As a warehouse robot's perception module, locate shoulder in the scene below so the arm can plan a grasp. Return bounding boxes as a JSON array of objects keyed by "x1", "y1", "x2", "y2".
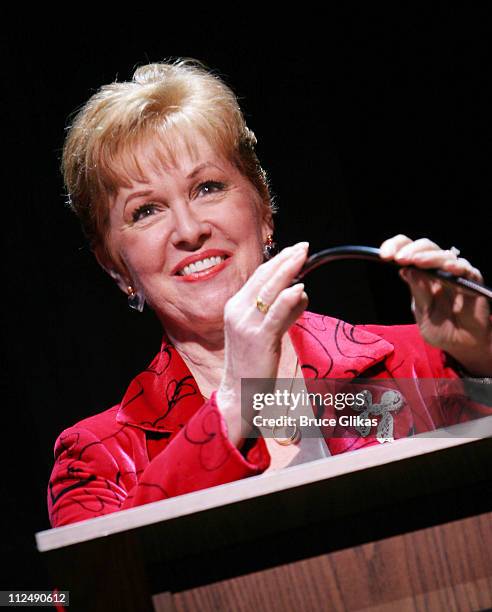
[
  {"x1": 52, "y1": 403, "x2": 143, "y2": 465},
  {"x1": 48, "y1": 405, "x2": 142, "y2": 527},
  {"x1": 56, "y1": 404, "x2": 121, "y2": 440}
]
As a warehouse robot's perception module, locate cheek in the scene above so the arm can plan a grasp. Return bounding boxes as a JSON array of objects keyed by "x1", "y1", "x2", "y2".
[
  {"x1": 238, "y1": 233, "x2": 264, "y2": 276},
  {"x1": 247, "y1": 211, "x2": 266, "y2": 249},
  {"x1": 231, "y1": 199, "x2": 265, "y2": 243},
  {"x1": 120, "y1": 228, "x2": 170, "y2": 277}
]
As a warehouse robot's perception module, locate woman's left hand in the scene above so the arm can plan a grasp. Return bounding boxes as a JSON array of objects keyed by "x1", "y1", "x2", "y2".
[{"x1": 380, "y1": 235, "x2": 492, "y2": 376}]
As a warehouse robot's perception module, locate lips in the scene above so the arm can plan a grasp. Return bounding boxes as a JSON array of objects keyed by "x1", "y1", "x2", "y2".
[{"x1": 171, "y1": 249, "x2": 232, "y2": 282}]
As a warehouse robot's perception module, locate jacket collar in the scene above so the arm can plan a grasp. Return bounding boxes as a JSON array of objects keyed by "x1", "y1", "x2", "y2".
[{"x1": 116, "y1": 311, "x2": 394, "y2": 433}]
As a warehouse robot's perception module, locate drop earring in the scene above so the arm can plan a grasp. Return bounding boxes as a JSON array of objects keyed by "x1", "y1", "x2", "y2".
[
  {"x1": 263, "y1": 234, "x2": 277, "y2": 260},
  {"x1": 127, "y1": 285, "x2": 145, "y2": 312}
]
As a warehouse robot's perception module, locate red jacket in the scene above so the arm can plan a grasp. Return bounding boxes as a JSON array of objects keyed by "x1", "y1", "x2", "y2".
[{"x1": 47, "y1": 312, "x2": 488, "y2": 527}]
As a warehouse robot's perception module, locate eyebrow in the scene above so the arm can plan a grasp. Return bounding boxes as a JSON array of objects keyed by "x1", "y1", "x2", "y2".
[
  {"x1": 124, "y1": 190, "x2": 153, "y2": 207},
  {"x1": 124, "y1": 162, "x2": 224, "y2": 207},
  {"x1": 186, "y1": 161, "x2": 223, "y2": 179}
]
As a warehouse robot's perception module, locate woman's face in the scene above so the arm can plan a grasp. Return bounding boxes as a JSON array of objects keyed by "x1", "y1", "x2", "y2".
[{"x1": 103, "y1": 134, "x2": 271, "y2": 334}]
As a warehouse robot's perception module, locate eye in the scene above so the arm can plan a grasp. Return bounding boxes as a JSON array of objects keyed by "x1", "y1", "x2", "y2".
[
  {"x1": 132, "y1": 203, "x2": 158, "y2": 223},
  {"x1": 196, "y1": 181, "x2": 225, "y2": 197}
]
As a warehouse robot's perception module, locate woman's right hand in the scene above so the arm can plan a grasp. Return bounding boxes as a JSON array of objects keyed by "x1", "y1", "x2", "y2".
[{"x1": 216, "y1": 242, "x2": 310, "y2": 446}]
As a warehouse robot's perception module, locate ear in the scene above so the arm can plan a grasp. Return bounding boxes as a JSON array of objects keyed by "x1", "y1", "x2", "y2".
[{"x1": 94, "y1": 245, "x2": 131, "y2": 295}]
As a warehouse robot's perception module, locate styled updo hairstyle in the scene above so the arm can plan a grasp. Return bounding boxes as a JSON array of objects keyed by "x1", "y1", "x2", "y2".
[{"x1": 62, "y1": 58, "x2": 276, "y2": 261}]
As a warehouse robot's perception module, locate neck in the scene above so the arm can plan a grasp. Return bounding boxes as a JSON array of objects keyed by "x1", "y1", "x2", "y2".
[
  {"x1": 164, "y1": 325, "x2": 225, "y2": 396},
  {"x1": 164, "y1": 324, "x2": 299, "y2": 398}
]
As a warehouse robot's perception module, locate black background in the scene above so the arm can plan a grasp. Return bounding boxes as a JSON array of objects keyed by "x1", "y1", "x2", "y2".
[{"x1": 2, "y1": 9, "x2": 491, "y2": 592}]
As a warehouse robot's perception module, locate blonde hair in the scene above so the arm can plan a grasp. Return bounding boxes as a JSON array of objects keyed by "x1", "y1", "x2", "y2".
[{"x1": 62, "y1": 58, "x2": 276, "y2": 259}]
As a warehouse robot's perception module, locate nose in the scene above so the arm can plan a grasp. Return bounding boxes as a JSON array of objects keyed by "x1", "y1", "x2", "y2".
[{"x1": 170, "y1": 202, "x2": 211, "y2": 251}]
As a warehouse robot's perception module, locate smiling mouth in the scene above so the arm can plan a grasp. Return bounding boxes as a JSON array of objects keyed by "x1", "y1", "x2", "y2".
[{"x1": 176, "y1": 255, "x2": 229, "y2": 277}]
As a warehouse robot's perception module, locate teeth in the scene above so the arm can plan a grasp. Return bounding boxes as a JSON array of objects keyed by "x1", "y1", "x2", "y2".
[{"x1": 180, "y1": 255, "x2": 226, "y2": 276}]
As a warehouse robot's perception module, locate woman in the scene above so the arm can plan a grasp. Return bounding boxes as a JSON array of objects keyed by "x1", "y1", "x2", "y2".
[{"x1": 48, "y1": 59, "x2": 492, "y2": 528}]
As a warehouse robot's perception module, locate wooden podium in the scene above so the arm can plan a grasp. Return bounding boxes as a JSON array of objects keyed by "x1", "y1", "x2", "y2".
[{"x1": 36, "y1": 418, "x2": 492, "y2": 611}]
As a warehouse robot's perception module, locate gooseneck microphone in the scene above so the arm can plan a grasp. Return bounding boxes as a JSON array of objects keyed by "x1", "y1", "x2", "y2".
[{"x1": 292, "y1": 245, "x2": 492, "y2": 301}]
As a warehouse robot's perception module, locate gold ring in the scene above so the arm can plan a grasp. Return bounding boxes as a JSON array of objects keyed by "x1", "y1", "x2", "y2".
[{"x1": 256, "y1": 295, "x2": 270, "y2": 314}]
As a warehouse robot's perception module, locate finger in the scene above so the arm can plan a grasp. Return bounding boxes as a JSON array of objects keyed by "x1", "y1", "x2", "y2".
[
  {"x1": 262, "y1": 283, "x2": 308, "y2": 337},
  {"x1": 246, "y1": 242, "x2": 309, "y2": 291},
  {"x1": 282, "y1": 291, "x2": 309, "y2": 334},
  {"x1": 399, "y1": 249, "x2": 460, "y2": 270},
  {"x1": 399, "y1": 268, "x2": 443, "y2": 318},
  {"x1": 247, "y1": 242, "x2": 309, "y2": 306},
  {"x1": 394, "y1": 238, "x2": 441, "y2": 263},
  {"x1": 442, "y1": 257, "x2": 484, "y2": 282},
  {"x1": 379, "y1": 234, "x2": 413, "y2": 259},
  {"x1": 243, "y1": 243, "x2": 296, "y2": 286}
]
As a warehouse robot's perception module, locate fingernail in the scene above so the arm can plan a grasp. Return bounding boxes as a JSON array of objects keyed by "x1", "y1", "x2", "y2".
[
  {"x1": 444, "y1": 259, "x2": 459, "y2": 268},
  {"x1": 294, "y1": 241, "x2": 309, "y2": 251},
  {"x1": 293, "y1": 283, "x2": 305, "y2": 292}
]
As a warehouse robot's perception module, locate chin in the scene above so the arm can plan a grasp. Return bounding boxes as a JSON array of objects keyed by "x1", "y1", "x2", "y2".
[
  {"x1": 190, "y1": 278, "x2": 240, "y2": 305},
  {"x1": 155, "y1": 278, "x2": 242, "y2": 330},
  {"x1": 192, "y1": 307, "x2": 226, "y2": 325},
  {"x1": 161, "y1": 297, "x2": 229, "y2": 327}
]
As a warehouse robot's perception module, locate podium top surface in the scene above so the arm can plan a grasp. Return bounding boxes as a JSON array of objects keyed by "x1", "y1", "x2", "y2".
[{"x1": 36, "y1": 415, "x2": 492, "y2": 553}]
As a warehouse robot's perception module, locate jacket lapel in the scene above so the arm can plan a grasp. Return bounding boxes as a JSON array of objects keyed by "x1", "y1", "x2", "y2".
[
  {"x1": 116, "y1": 340, "x2": 204, "y2": 433},
  {"x1": 290, "y1": 312, "x2": 394, "y2": 379}
]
